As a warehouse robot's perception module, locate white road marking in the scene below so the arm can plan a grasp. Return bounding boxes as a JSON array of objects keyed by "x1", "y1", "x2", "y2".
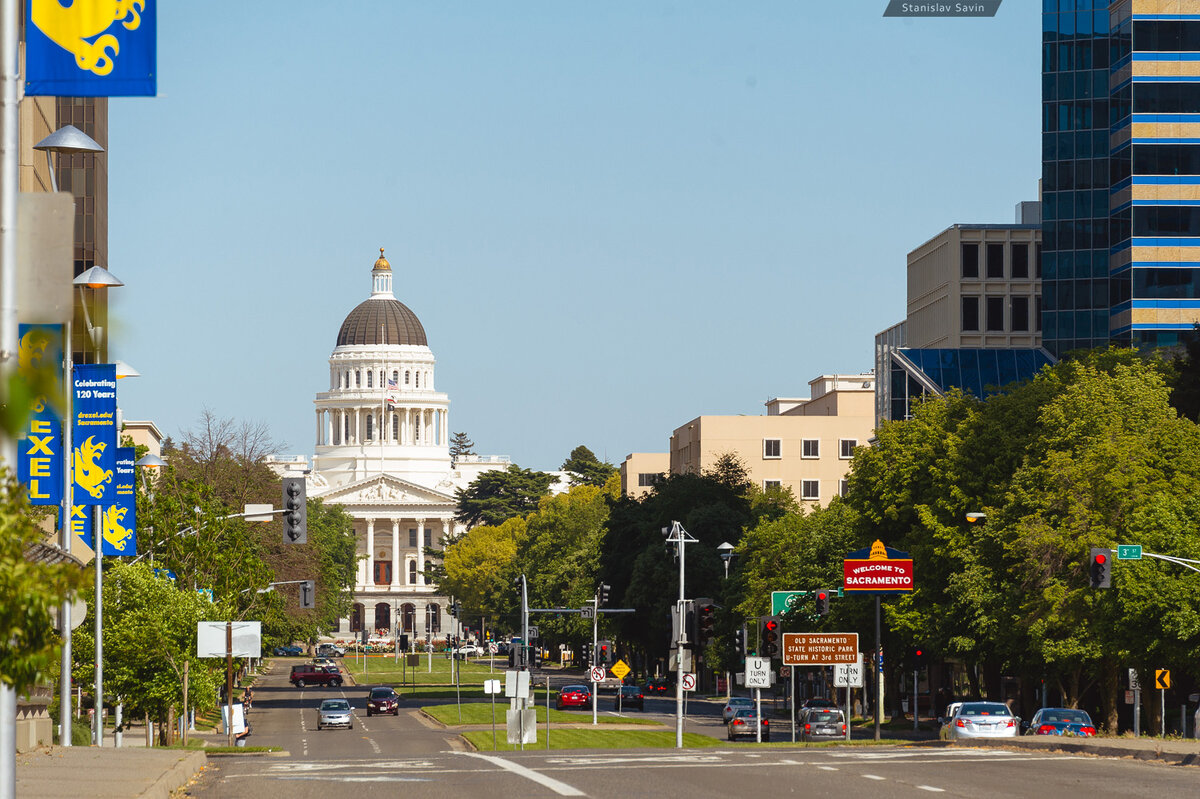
[
  {"x1": 917, "y1": 786, "x2": 945, "y2": 793},
  {"x1": 453, "y1": 752, "x2": 586, "y2": 796},
  {"x1": 863, "y1": 774, "x2": 886, "y2": 781},
  {"x1": 818, "y1": 766, "x2": 838, "y2": 771},
  {"x1": 264, "y1": 761, "x2": 435, "y2": 773},
  {"x1": 301, "y1": 738, "x2": 308, "y2": 757},
  {"x1": 276, "y1": 776, "x2": 431, "y2": 783},
  {"x1": 366, "y1": 736, "x2": 381, "y2": 755},
  {"x1": 545, "y1": 755, "x2": 723, "y2": 766}
]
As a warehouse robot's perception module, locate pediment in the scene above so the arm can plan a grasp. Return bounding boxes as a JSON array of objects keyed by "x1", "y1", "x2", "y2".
[{"x1": 320, "y1": 473, "x2": 455, "y2": 507}]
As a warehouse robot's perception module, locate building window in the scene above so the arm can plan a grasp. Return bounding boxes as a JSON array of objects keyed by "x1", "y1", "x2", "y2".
[
  {"x1": 392, "y1": 412, "x2": 399, "y2": 441},
  {"x1": 1011, "y1": 296, "x2": 1030, "y2": 331},
  {"x1": 1035, "y1": 244, "x2": 1042, "y2": 279},
  {"x1": 415, "y1": 372, "x2": 420, "y2": 388},
  {"x1": 408, "y1": 560, "x2": 417, "y2": 584},
  {"x1": 427, "y1": 603, "x2": 441, "y2": 633},
  {"x1": 409, "y1": 529, "x2": 417, "y2": 547},
  {"x1": 962, "y1": 243, "x2": 979, "y2": 278},
  {"x1": 986, "y1": 243, "x2": 1004, "y2": 278},
  {"x1": 1011, "y1": 243, "x2": 1029, "y2": 278},
  {"x1": 344, "y1": 415, "x2": 350, "y2": 441},
  {"x1": 802, "y1": 439, "x2": 819, "y2": 459},
  {"x1": 638, "y1": 473, "x2": 662, "y2": 487},
  {"x1": 367, "y1": 371, "x2": 373, "y2": 388},
  {"x1": 392, "y1": 370, "x2": 399, "y2": 384},
  {"x1": 839, "y1": 479, "x2": 849, "y2": 497},
  {"x1": 763, "y1": 438, "x2": 782, "y2": 459},
  {"x1": 424, "y1": 529, "x2": 432, "y2": 548},
  {"x1": 1036, "y1": 296, "x2": 1042, "y2": 332},
  {"x1": 986, "y1": 296, "x2": 1004, "y2": 331},
  {"x1": 801, "y1": 480, "x2": 819, "y2": 500},
  {"x1": 365, "y1": 414, "x2": 374, "y2": 441},
  {"x1": 405, "y1": 370, "x2": 410, "y2": 385},
  {"x1": 763, "y1": 480, "x2": 781, "y2": 491},
  {"x1": 962, "y1": 296, "x2": 979, "y2": 331},
  {"x1": 839, "y1": 439, "x2": 857, "y2": 459},
  {"x1": 355, "y1": 371, "x2": 361, "y2": 387}
]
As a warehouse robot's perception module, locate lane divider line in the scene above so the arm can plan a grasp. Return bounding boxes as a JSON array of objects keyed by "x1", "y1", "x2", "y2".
[
  {"x1": 452, "y1": 752, "x2": 586, "y2": 796},
  {"x1": 916, "y1": 786, "x2": 946, "y2": 793}
]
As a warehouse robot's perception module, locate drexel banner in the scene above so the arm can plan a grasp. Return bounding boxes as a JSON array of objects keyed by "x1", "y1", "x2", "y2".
[
  {"x1": 25, "y1": 0, "x2": 157, "y2": 97},
  {"x1": 103, "y1": 447, "x2": 137, "y2": 555},
  {"x1": 71, "y1": 363, "x2": 117, "y2": 505},
  {"x1": 16, "y1": 324, "x2": 63, "y2": 505}
]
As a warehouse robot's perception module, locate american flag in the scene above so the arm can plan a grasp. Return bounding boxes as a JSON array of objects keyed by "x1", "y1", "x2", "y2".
[{"x1": 386, "y1": 377, "x2": 398, "y2": 406}]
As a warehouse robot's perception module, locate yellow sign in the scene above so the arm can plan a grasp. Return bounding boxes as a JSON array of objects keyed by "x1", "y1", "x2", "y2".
[
  {"x1": 1156, "y1": 669, "x2": 1171, "y2": 689},
  {"x1": 610, "y1": 659, "x2": 630, "y2": 681}
]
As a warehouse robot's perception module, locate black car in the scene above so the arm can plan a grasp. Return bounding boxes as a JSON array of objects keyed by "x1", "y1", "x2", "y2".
[
  {"x1": 644, "y1": 678, "x2": 670, "y2": 695},
  {"x1": 273, "y1": 645, "x2": 303, "y2": 657},
  {"x1": 612, "y1": 685, "x2": 644, "y2": 711}
]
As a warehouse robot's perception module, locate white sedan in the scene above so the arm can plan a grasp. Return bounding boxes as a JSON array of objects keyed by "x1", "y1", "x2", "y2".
[
  {"x1": 722, "y1": 696, "x2": 755, "y2": 723},
  {"x1": 941, "y1": 701, "x2": 1018, "y2": 740},
  {"x1": 452, "y1": 644, "x2": 481, "y2": 657}
]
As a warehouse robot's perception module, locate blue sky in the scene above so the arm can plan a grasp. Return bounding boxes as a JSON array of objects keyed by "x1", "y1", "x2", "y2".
[{"x1": 108, "y1": 2, "x2": 1040, "y2": 472}]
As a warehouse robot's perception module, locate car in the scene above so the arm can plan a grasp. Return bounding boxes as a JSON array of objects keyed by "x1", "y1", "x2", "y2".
[
  {"x1": 722, "y1": 697, "x2": 755, "y2": 723},
  {"x1": 494, "y1": 642, "x2": 510, "y2": 656},
  {"x1": 316, "y1": 698, "x2": 353, "y2": 730},
  {"x1": 612, "y1": 685, "x2": 644, "y2": 711},
  {"x1": 311, "y1": 656, "x2": 337, "y2": 668},
  {"x1": 798, "y1": 707, "x2": 847, "y2": 741},
  {"x1": 316, "y1": 643, "x2": 346, "y2": 658},
  {"x1": 1025, "y1": 708, "x2": 1096, "y2": 737},
  {"x1": 290, "y1": 664, "x2": 343, "y2": 688},
  {"x1": 366, "y1": 686, "x2": 400, "y2": 717},
  {"x1": 273, "y1": 645, "x2": 303, "y2": 657},
  {"x1": 941, "y1": 701, "x2": 1018, "y2": 740},
  {"x1": 556, "y1": 684, "x2": 591, "y2": 710},
  {"x1": 802, "y1": 697, "x2": 840, "y2": 710},
  {"x1": 644, "y1": 678, "x2": 670, "y2": 696},
  {"x1": 452, "y1": 644, "x2": 481, "y2": 659},
  {"x1": 727, "y1": 708, "x2": 770, "y2": 741}
]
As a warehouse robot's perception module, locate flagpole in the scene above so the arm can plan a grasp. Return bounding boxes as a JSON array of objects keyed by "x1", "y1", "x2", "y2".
[{"x1": 380, "y1": 323, "x2": 385, "y2": 476}]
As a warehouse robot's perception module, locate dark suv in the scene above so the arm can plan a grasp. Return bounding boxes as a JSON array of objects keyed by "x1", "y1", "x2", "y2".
[{"x1": 290, "y1": 664, "x2": 343, "y2": 688}]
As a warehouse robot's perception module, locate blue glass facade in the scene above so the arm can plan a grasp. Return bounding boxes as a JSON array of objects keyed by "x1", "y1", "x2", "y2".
[{"x1": 888, "y1": 349, "x2": 1055, "y2": 421}]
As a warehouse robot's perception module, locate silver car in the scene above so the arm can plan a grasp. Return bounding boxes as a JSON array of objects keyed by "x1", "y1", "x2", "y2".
[
  {"x1": 942, "y1": 701, "x2": 1017, "y2": 740},
  {"x1": 722, "y1": 696, "x2": 754, "y2": 723},
  {"x1": 317, "y1": 698, "x2": 353, "y2": 731}
]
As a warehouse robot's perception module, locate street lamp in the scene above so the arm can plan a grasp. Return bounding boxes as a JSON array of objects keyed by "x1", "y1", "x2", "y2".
[
  {"x1": 32, "y1": 124, "x2": 106, "y2": 751},
  {"x1": 965, "y1": 512, "x2": 987, "y2": 523},
  {"x1": 717, "y1": 541, "x2": 736, "y2": 579},
  {"x1": 663, "y1": 521, "x2": 697, "y2": 749}
]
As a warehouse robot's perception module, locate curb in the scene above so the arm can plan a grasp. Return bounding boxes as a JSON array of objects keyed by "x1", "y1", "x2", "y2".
[
  {"x1": 950, "y1": 738, "x2": 1200, "y2": 767},
  {"x1": 137, "y1": 750, "x2": 207, "y2": 799}
]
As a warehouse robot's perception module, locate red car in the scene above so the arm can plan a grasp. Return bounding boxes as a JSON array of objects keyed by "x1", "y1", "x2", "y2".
[
  {"x1": 556, "y1": 684, "x2": 591, "y2": 710},
  {"x1": 366, "y1": 686, "x2": 399, "y2": 716}
]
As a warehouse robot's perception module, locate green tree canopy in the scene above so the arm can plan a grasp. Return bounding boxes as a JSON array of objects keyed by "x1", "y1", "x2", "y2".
[
  {"x1": 561, "y1": 445, "x2": 617, "y2": 488},
  {"x1": 454, "y1": 465, "x2": 555, "y2": 528}
]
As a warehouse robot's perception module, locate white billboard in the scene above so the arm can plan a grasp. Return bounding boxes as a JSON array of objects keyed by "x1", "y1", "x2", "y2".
[{"x1": 197, "y1": 621, "x2": 262, "y2": 658}]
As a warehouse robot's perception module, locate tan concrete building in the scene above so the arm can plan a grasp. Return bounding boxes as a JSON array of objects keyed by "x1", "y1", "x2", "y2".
[
  {"x1": 667, "y1": 374, "x2": 875, "y2": 507},
  {"x1": 619, "y1": 452, "x2": 669, "y2": 498}
]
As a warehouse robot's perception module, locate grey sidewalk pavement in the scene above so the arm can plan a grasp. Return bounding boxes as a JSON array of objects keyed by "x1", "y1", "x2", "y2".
[{"x1": 15, "y1": 745, "x2": 207, "y2": 799}]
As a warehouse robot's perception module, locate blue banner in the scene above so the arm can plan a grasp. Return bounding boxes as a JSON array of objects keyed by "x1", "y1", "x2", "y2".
[
  {"x1": 102, "y1": 447, "x2": 137, "y2": 555},
  {"x1": 71, "y1": 364, "x2": 117, "y2": 505},
  {"x1": 16, "y1": 324, "x2": 63, "y2": 505},
  {"x1": 68, "y1": 504, "x2": 93, "y2": 552},
  {"x1": 25, "y1": 0, "x2": 157, "y2": 97}
]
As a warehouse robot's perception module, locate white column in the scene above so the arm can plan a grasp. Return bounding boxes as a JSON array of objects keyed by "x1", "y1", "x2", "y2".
[
  {"x1": 416, "y1": 517, "x2": 426, "y2": 586},
  {"x1": 390, "y1": 519, "x2": 401, "y2": 589},
  {"x1": 325, "y1": 410, "x2": 332, "y2": 446},
  {"x1": 366, "y1": 519, "x2": 376, "y2": 589},
  {"x1": 403, "y1": 407, "x2": 410, "y2": 445},
  {"x1": 356, "y1": 525, "x2": 367, "y2": 588}
]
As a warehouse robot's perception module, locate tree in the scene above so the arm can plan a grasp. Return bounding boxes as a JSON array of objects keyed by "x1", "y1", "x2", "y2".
[
  {"x1": 560, "y1": 445, "x2": 617, "y2": 488},
  {"x1": 454, "y1": 465, "x2": 555, "y2": 528},
  {"x1": 449, "y1": 432, "x2": 476, "y2": 465},
  {"x1": 439, "y1": 517, "x2": 524, "y2": 630}
]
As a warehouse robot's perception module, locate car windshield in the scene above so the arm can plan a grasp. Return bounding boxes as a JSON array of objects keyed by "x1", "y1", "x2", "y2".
[
  {"x1": 1044, "y1": 710, "x2": 1090, "y2": 724},
  {"x1": 959, "y1": 703, "x2": 1012, "y2": 717},
  {"x1": 809, "y1": 711, "x2": 842, "y2": 722},
  {"x1": 370, "y1": 688, "x2": 393, "y2": 699},
  {"x1": 320, "y1": 700, "x2": 349, "y2": 711}
]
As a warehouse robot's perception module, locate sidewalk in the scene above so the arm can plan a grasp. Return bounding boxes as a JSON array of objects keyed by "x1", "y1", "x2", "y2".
[
  {"x1": 964, "y1": 734, "x2": 1200, "y2": 766},
  {"x1": 15, "y1": 745, "x2": 207, "y2": 799}
]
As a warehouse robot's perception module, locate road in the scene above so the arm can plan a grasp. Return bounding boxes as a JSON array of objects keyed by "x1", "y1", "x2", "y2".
[{"x1": 189, "y1": 663, "x2": 1195, "y2": 798}]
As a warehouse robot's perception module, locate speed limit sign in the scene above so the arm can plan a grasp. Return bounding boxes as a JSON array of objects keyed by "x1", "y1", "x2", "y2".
[{"x1": 590, "y1": 666, "x2": 605, "y2": 682}]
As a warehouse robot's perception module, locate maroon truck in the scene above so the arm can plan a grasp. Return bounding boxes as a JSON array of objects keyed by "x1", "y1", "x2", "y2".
[{"x1": 290, "y1": 664, "x2": 343, "y2": 688}]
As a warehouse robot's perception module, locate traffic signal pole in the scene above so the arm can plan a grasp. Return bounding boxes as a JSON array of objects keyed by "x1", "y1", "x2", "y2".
[{"x1": 592, "y1": 595, "x2": 599, "y2": 726}]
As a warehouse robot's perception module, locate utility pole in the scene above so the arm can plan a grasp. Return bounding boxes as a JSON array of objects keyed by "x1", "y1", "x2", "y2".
[{"x1": 664, "y1": 521, "x2": 696, "y2": 749}]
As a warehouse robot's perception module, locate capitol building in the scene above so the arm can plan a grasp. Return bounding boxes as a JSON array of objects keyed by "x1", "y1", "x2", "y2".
[{"x1": 274, "y1": 249, "x2": 511, "y2": 641}]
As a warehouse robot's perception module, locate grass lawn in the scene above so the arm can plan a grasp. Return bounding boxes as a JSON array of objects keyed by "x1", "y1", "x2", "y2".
[
  {"x1": 422, "y1": 702, "x2": 661, "y2": 726},
  {"x1": 342, "y1": 654, "x2": 508, "y2": 687},
  {"x1": 461, "y1": 729, "x2": 721, "y2": 751}
]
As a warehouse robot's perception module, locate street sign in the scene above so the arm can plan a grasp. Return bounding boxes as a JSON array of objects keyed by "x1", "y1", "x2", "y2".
[
  {"x1": 483, "y1": 679, "x2": 502, "y2": 695},
  {"x1": 590, "y1": 666, "x2": 606, "y2": 682},
  {"x1": 779, "y1": 665, "x2": 791, "y2": 678},
  {"x1": 1125, "y1": 690, "x2": 1134, "y2": 705},
  {"x1": 489, "y1": 642, "x2": 498, "y2": 655},
  {"x1": 682, "y1": 673, "x2": 697, "y2": 692},
  {"x1": 834, "y1": 654, "x2": 864, "y2": 687},
  {"x1": 843, "y1": 540, "x2": 914, "y2": 595},
  {"x1": 611, "y1": 659, "x2": 631, "y2": 681},
  {"x1": 580, "y1": 605, "x2": 595, "y2": 619},
  {"x1": 782, "y1": 633, "x2": 859, "y2": 666},
  {"x1": 527, "y1": 625, "x2": 539, "y2": 640},
  {"x1": 1156, "y1": 669, "x2": 1171, "y2": 689},
  {"x1": 1129, "y1": 668, "x2": 1141, "y2": 690},
  {"x1": 771, "y1": 591, "x2": 809, "y2": 616},
  {"x1": 1117, "y1": 545, "x2": 1143, "y2": 560},
  {"x1": 745, "y1": 656, "x2": 771, "y2": 688}
]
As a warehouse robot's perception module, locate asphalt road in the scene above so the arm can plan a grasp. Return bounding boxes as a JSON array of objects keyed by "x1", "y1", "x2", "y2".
[{"x1": 188, "y1": 663, "x2": 1196, "y2": 798}]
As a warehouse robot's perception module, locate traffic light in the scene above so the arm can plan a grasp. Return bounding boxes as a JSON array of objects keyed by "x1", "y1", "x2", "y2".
[
  {"x1": 911, "y1": 645, "x2": 927, "y2": 668},
  {"x1": 299, "y1": 580, "x2": 315, "y2": 609},
  {"x1": 282, "y1": 477, "x2": 307, "y2": 543},
  {"x1": 597, "y1": 583, "x2": 611, "y2": 606},
  {"x1": 696, "y1": 599, "x2": 717, "y2": 646},
  {"x1": 815, "y1": 589, "x2": 830, "y2": 616},
  {"x1": 1089, "y1": 547, "x2": 1112, "y2": 588},
  {"x1": 581, "y1": 642, "x2": 592, "y2": 664},
  {"x1": 733, "y1": 626, "x2": 746, "y2": 659},
  {"x1": 449, "y1": 601, "x2": 459, "y2": 618},
  {"x1": 598, "y1": 640, "x2": 611, "y2": 665},
  {"x1": 760, "y1": 616, "x2": 780, "y2": 659}
]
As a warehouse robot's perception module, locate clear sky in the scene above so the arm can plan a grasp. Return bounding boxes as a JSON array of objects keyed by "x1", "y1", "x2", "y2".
[{"x1": 107, "y1": 2, "x2": 1040, "y2": 472}]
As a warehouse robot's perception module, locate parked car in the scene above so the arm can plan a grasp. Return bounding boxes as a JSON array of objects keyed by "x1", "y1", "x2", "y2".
[
  {"x1": 798, "y1": 708, "x2": 847, "y2": 741},
  {"x1": 273, "y1": 645, "x2": 303, "y2": 657},
  {"x1": 316, "y1": 643, "x2": 346, "y2": 658},
  {"x1": 316, "y1": 698, "x2": 353, "y2": 730},
  {"x1": 723, "y1": 697, "x2": 755, "y2": 723},
  {"x1": 290, "y1": 664, "x2": 343, "y2": 688},
  {"x1": 366, "y1": 686, "x2": 400, "y2": 717},
  {"x1": 556, "y1": 684, "x2": 591, "y2": 710},
  {"x1": 727, "y1": 708, "x2": 770, "y2": 741},
  {"x1": 1025, "y1": 708, "x2": 1096, "y2": 737},
  {"x1": 941, "y1": 701, "x2": 1018, "y2": 740},
  {"x1": 612, "y1": 685, "x2": 644, "y2": 711},
  {"x1": 311, "y1": 657, "x2": 337, "y2": 668}
]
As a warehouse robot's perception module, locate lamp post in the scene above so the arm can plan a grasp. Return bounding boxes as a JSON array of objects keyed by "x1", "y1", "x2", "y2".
[
  {"x1": 717, "y1": 541, "x2": 736, "y2": 700},
  {"x1": 32, "y1": 124, "x2": 106, "y2": 751},
  {"x1": 663, "y1": 521, "x2": 697, "y2": 749}
]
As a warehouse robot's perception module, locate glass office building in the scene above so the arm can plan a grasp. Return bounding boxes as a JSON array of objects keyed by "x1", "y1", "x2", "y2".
[{"x1": 1043, "y1": 1, "x2": 1200, "y2": 354}]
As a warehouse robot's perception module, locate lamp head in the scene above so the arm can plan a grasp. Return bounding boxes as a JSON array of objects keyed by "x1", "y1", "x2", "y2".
[
  {"x1": 33, "y1": 124, "x2": 104, "y2": 154},
  {"x1": 73, "y1": 265, "x2": 124, "y2": 289}
]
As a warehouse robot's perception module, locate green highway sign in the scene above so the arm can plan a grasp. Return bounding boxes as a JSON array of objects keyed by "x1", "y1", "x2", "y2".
[
  {"x1": 1116, "y1": 545, "x2": 1142, "y2": 560},
  {"x1": 772, "y1": 588, "x2": 844, "y2": 615}
]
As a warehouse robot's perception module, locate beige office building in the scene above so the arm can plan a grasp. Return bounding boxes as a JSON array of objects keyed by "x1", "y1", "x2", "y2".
[
  {"x1": 619, "y1": 452, "x2": 670, "y2": 499},
  {"x1": 667, "y1": 374, "x2": 875, "y2": 507}
]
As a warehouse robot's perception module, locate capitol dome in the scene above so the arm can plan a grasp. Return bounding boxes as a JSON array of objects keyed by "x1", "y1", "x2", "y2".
[{"x1": 335, "y1": 248, "x2": 428, "y2": 347}]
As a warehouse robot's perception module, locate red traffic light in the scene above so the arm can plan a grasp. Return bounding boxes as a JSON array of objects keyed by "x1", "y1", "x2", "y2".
[
  {"x1": 915, "y1": 649, "x2": 923, "y2": 657},
  {"x1": 817, "y1": 592, "x2": 827, "y2": 600},
  {"x1": 764, "y1": 619, "x2": 779, "y2": 632},
  {"x1": 1094, "y1": 553, "x2": 1107, "y2": 565}
]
